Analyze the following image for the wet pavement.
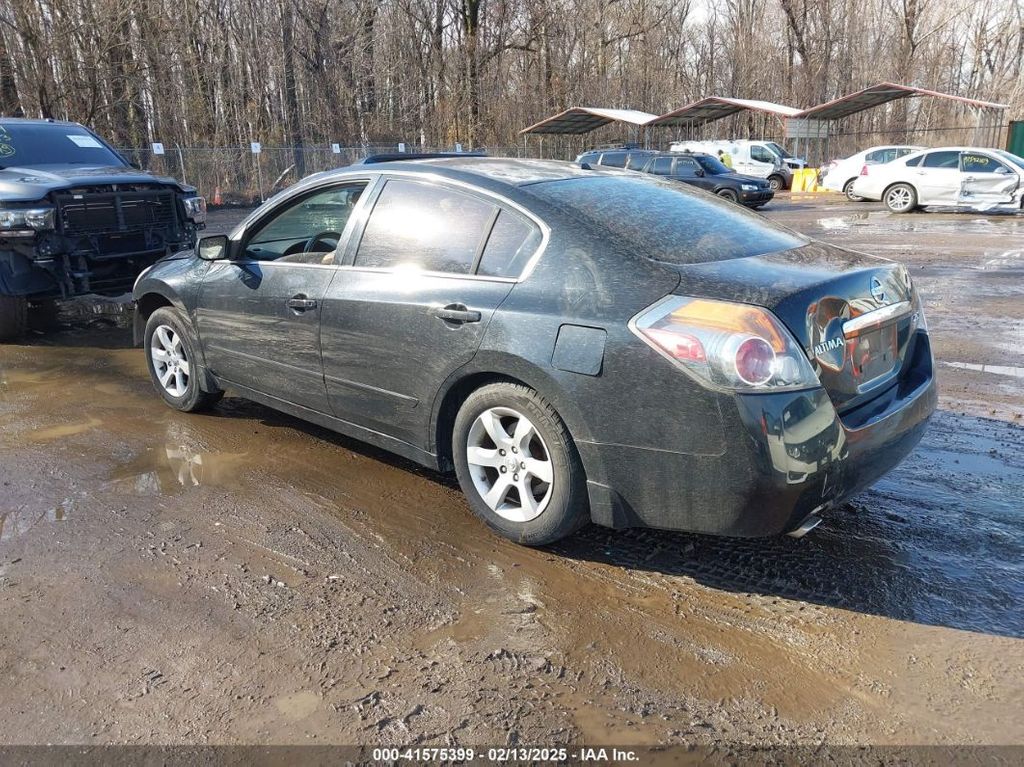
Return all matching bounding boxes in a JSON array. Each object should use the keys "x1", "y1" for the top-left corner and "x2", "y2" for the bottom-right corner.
[{"x1": 0, "y1": 195, "x2": 1022, "y2": 746}]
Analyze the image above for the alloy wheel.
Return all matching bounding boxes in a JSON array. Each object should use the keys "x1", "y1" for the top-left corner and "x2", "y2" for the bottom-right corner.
[
  {"x1": 886, "y1": 186, "x2": 913, "y2": 212},
  {"x1": 150, "y1": 324, "x2": 190, "y2": 397},
  {"x1": 466, "y1": 406, "x2": 554, "y2": 522}
]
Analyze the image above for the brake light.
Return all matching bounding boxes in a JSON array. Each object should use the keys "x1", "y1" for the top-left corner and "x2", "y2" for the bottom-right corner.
[
  {"x1": 860, "y1": 164, "x2": 869, "y2": 176},
  {"x1": 631, "y1": 296, "x2": 819, "y2": 392}
]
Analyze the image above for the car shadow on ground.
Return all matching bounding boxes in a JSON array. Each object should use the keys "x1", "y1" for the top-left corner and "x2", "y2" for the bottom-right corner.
[{"x1": 552, "y1": 409, "x2": 1024, "y2": 640}]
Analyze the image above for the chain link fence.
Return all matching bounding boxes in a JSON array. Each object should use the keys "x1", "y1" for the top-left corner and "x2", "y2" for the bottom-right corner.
[{"x1": 116, "y1": 144, "x2": 535, "y2": 205}]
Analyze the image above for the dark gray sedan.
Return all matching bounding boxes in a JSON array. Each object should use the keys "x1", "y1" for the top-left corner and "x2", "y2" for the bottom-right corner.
[{"x1": 133, "y1": 156, "x2": 936, "y2": 545}]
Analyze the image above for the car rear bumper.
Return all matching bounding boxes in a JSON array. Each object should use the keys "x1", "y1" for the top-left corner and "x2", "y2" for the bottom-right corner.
[{"x1": 581, "y1": 331, "x2": 937, "y2": 537}]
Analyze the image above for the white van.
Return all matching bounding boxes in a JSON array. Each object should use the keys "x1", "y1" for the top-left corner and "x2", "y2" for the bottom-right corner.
[{"x1": 669, "y1": 140, "x2": 794, "y2": 190}]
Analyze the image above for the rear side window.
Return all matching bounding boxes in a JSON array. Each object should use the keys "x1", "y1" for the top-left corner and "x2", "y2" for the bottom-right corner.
[
  {"x1": 599, "y1": 152, "x2": 627, "y2": 168},
  {"x1": 531, "y1": 176, "x2": 806, "y2": 264},
  {"x1": 649, "y1": 157, "x2": 673, "y2": 175},
  {"x1": 477, "y1": 211, "x2": 542, "y2": 278},
  {"x1": 922, "y1": 151, "x2": 960, "y2": 169},
  {"x1": 625, "y1": 153, "x2": 650, "y2": 170},
  {"x1": 960, "y1": 153, "x2": 1004, "y2": 173},
  {"x1": 355, "y1": 179, "x2": 495, "y2": 274}
]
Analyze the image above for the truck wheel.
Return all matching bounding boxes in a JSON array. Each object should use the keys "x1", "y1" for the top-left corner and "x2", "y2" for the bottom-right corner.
[
  {"x1": 768, "y1": 175, "x2": 785, "y2": 192},
  {"x1": 716, "y1": 189, "x2": 739, "y2": 203},
  {"x1": 453, "y1": 382, "x2": 589, "y2": 546},
  {"x1": 0, "y1": 295, "x2": 28, "y2": 342},
  {"x1": 843, "y1": 179, "x2": 864, "y2": 202},
  {"x1": 145, "y1": 306, "x2": 223, "y2": 412}
]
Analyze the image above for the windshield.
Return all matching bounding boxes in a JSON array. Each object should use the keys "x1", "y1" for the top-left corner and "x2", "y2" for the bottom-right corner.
[
  {"x1": 0, "y1": 123, "x2": 126, "y2": 168},
  {"x1": 530, "y1": 176, "x2": 806, "y2": 265},
  {"x1": 767, "y1": 142, "x2": 792, "y2": 159},
  {"x1": 693, "y1": 155, "x2": 732, "y2": 175},
  {"x1": 995, "y1": 150, "x2": 1024, "y2": 171}
]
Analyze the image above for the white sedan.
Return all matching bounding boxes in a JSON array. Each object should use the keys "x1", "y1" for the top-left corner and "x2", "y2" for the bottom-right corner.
[
  {"x1": 819, "y1": 145, "x2": 923, "y2": 200},
  {"x1": 851, "y1": 147, "x2": 1024, "y2": 213}
]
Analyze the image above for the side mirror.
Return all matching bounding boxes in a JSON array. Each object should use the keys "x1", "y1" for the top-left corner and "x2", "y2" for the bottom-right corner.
[{"x1": 197, "y1": 234, "x2": 229, "y2": 261}]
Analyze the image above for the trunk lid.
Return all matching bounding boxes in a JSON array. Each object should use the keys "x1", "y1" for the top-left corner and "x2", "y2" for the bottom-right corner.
[{"x1": 673, "y1": 241, "x2": 919, "y2": 412}]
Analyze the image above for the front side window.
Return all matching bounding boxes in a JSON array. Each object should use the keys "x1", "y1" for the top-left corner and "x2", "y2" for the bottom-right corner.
[
  {"x1": 960, "y1": 153, "x2": 1007, "y2": 174},
  {"x1": 750, "y1": 145, "x2": 774, "y2": 163},
  {"x1": 673, "y1": 157, "x2": 700, "y2": 177},
  {"x1": 694, "y1": 155, "x2": 731, "y2": 175},
  {"x1": 355, "y1": 179, "x2": 496, "y2": 274},
  {"x1": 922, "y1": 151, "x2": 960, "y2": 169},
  {"x1": 245, "y1": 183, "x2": 367, "y2": 263},
  {"x1": 905, "y1": 155, "x2": 923, "y2": 167}
]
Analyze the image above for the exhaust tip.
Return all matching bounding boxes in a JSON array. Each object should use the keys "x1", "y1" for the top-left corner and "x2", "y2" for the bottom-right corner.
[{"x1": 787, "y1": 514, "x2": 823, "y2": 539}]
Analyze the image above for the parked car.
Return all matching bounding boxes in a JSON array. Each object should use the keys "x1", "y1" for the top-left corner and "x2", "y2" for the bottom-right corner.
[
  {"x1": 572, "y1": 147, "x2": 657, "y2": 170},
  {"x1": 577, "y1": 150, "x2": 774, "y2": 208},
  {"x1": 852, "y1": 147, "x2": 1024, "y2": 213},
  {"x1": 819, "y1": 145, "x2": 924, "y2": 200},
  {"x1": 134, "y1": 156, "x2": 936, "y2": 546},
  {"x1": 670, "y1": 140, "x2": 794, "y2": 190},
  {"x1": 0, "y1": 118, "x2": 206, "y2": 341}
]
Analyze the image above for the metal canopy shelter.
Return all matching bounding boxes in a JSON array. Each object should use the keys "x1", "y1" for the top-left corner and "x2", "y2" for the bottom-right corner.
[
  {"x1": 647, "y1": 97, "x2": 802, "y2": 128},
  {"x1": 519, "y1": 107, "x2": 659, "y2": 135},
  {"x1": 795, "y1": 81, "x2": 1007, "y2": 121},
  {"x1": 787, "y1": 82, "x2": 1010, "y2": 163}
]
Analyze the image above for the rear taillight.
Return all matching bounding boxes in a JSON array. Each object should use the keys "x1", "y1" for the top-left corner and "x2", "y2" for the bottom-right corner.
[
  {"x1": 860, "y1": 164, "x2": 869, "y2": 176},
  {"x1": 630, "y1": 296, "x2": 820, "y2": 392}
]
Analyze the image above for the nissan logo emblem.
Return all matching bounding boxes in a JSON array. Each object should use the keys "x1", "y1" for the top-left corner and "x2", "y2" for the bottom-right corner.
[{"x1": 870, "y1": 276, "x2": 886, "y2": 303}]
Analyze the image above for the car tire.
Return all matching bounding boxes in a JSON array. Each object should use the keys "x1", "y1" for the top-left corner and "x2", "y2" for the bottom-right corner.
[
  {"x1": 843, "y1": 179, "x2": 864, "y2": 202},
  {"x1": 716, "y1": 189, "x2": 739, "y2": 203},
  {"x1": 884, "y1": 183, "x2": 918, "y2": 214},
  {"x1": 0, "y1": 295, "x2": 28, "y2": 342},
  {"x1": 767, "y1": 175, "x2": 785, "y2": 192},
  {"x1": 452, "y1": 382, "x2": 589, "y2": 546},
  {"x1": 145, "y1": 306, "x2": 223, "y2": 412}
]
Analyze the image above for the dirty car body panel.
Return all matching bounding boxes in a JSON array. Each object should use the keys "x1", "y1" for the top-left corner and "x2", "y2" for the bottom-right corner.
[{"x1": 134, "y1": 157, "x2": 937, "y2": 540}]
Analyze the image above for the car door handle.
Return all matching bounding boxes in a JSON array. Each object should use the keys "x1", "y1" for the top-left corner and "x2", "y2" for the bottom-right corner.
[
  {"x1": 434, "y1": 304, "x2": 481, "y2": 324},
  {"x1": 287, "y1": 295, "x2": 317, "y2": 312}
]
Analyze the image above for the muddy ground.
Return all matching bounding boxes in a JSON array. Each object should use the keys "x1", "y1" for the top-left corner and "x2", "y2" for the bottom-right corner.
[{"x1": 0, "y1": 195, "x2": 1022, "y2": 747}]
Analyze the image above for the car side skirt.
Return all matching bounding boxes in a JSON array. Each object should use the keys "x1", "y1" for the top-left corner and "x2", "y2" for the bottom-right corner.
[{"x1": 216, "y1": 378, "x2": 440, "y2": 470}]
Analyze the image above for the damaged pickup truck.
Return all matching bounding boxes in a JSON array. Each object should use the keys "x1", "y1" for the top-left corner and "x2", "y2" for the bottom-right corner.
[{"x1": 0, "y1": 118, "x2": 206, "y2": 340}]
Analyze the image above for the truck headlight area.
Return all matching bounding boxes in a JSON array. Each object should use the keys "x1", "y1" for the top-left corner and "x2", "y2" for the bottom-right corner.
[
  {"x1": 0, "y1": 205, "x2": 56, "y2": 234},
  {"x1": 741, "y1": 184, "x2": 758, "y2": 191},
  {"x1": 183, "y1": 195, "x2": 207, "y2": 224}
]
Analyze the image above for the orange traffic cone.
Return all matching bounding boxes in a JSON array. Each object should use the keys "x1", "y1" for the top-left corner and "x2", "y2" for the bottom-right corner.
[{"x1": 212, "y1": 186, "x2": 222, "y2": 206}]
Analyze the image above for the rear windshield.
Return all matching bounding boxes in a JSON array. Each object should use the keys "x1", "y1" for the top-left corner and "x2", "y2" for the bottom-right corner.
[
  {"x1": 530, "y1": 176, "x2": 806, "y2": 264},
  {"x1": 0, "y1": 123, "x2": 126, "y2": 168}
]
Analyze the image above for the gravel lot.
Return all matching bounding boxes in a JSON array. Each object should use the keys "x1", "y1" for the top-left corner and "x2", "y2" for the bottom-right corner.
[{"x1": 0, "y1": 194, "x2": 1021, "y2": 746}]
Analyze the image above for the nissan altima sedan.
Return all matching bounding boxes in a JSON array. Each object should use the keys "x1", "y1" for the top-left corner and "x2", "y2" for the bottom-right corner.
[{"x1": 133, "y1": 156, "x2": 937, "y2": 545}]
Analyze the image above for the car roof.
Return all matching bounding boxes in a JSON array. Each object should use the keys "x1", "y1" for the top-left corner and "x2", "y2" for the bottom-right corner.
[
  {"x1": 0, "y1": 117, "x2": 84, "y2": 128},
  {"x1": 310, "y1": 156, "x2": 621, "y2": 190}
]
